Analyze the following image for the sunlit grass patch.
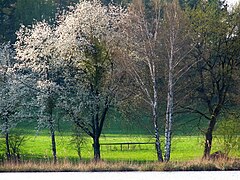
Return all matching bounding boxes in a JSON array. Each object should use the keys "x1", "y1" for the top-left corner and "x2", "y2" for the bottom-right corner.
[{"x1": 1, "y1": 134, "x2": 239, "y2": 162}]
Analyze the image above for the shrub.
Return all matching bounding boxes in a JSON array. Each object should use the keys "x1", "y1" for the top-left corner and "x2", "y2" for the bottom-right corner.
[{"x1": 214, "y1": 116, "x2": 240, "y2": 155}]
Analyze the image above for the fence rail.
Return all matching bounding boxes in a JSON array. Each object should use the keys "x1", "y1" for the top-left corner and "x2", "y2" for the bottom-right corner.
[{"x1": 93, "y1": 142, "x2": 155, "y2": 151}]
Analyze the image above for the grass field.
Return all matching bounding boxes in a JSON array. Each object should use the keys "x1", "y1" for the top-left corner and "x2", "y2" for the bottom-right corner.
[
  {"x1": 1, "y1": 133, "x2": 240, "y2": 172},
  {"x1": 0, "y1": 111, "x2": 239, "y2": 163},
  {"x1": 1, "y1": 133, "x2": 239, "y2": 162}
]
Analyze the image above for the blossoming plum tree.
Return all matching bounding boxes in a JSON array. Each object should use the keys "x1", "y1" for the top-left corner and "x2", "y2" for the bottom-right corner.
[
  {"x1": 0, "y1": 42, "x2": 29, "y2": 161},
  {"x1": 15, "y1": 0, "x2": 126, "y2": 161}
]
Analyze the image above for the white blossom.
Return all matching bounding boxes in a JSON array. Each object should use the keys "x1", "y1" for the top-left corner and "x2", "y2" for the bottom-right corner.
[
  {"x1": 0, "y1": 43, "x2": 30, "y2": 134},
  {"x1": 14, "y1": 0, "x2": 128, "y2": 160}
]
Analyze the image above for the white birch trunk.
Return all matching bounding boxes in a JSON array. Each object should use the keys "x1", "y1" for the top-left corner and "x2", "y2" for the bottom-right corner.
[
  {"x1": 164, "y1": 1, "x2": 177, "y2": 162},
  {"x1": 151, "y1": 62, "x2": 163, "y2": 162},
  {"x1": 164, "y1": 49, "x2": 174, "y2": 161},
  {"x1": 120, "y1": 1, "x2": 164, "y2": 162}
]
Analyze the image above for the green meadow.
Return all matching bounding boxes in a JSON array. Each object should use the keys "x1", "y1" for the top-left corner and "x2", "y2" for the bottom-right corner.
[
  {"x1": 1, "y1": 112, "x2": 239, "y2": 163},
  {"x1": 3, "y1": 133, "x2": 238, "y2": 162}
]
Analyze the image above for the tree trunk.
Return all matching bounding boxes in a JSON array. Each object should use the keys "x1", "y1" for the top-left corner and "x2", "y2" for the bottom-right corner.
[
  {"x1": 203, "y1": 116, "x2": 217, "y2": 159},
  {"x1": 5, "y1": 117, "x2": 11, "y2": 161},
  {"x1": 77, "y1": 146, "x2": 82, "y2": 160},
  {"x1": 164, "y1": 93, "x2": 173, "y2": 161},
  {"x1": 154, "y1": 123, "x2": 163, "y2": 162},
  {"x1": 91, "y1": 95, "x2": 104, "y2": 162},
  {"x1": 93, "y1": 135, "x2": 100, "y2": 161},
  {"x1": 50, "y1": 126, "x2": 57, "y2": 164},
  {"x1": 150, "y1": 61, "x2": 163, "y2": 162},
  {"x1": 152, "y1": 103, "x2": 163, "y2": 162},
  {"x1": 164, "y1": 55, "x2": 174, "y2": 162},
  {"x1": 5, "y1": 130, "x2": 11, "y2": 161},
  {"x1": 49, "y1": 114, "x2": 57, "y2": 164},
  {"x1": 46, "y1": 95, "x2": 57, "y2": 164},
  {"x1": 152, "y1": 86, "x2": 163, "y2": 162}
]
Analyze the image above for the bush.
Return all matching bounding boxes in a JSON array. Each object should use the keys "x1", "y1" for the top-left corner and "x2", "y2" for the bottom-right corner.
[
  {"x1": 214, "y1": 116, "x2": 240, "y2": 155},
  {"x1": 0, "y1": 134, "x2": 26, "y2": 163},
  {"x1": 9, "y1": 135, "x2": 26, "y2": 162}
]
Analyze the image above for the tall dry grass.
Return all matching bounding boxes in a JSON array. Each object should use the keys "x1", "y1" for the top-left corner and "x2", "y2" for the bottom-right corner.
[
  {"x1": 0, "y1": 158, "x2": 239, "y2": 172},
  {"x1": 0, "y1": 160, "x2": 139, "y2": 172}
]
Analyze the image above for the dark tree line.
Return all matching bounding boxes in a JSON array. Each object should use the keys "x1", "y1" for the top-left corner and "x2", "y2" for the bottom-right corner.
[{"x1": 0, "y1": 0, "x2": 79, "y2": 42}]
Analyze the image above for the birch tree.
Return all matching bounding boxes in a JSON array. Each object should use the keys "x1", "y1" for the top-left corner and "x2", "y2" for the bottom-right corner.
[
  {"x1": 161, "y1": 0, "x2": 193, "y2": 162},
  {"x1": 117, "y1": 0, "x2": 164, "y2": 161}
]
